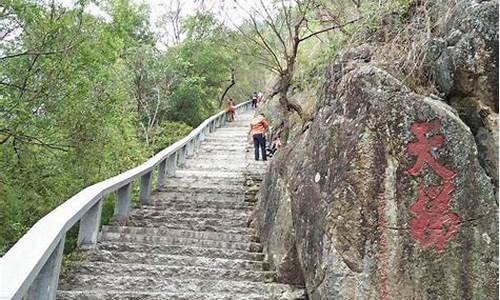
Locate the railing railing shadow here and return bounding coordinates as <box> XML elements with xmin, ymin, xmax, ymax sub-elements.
<box><xmin>0</xmin><ymin>101</ymin><xmax>252</xmax><ymax>300</ymax></box>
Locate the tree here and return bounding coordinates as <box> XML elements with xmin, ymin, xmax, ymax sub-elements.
<box><xmin>232</xmin><ymin>0</ymin><xmax>360</xmax><ymax>142</ymax></box>
<box><xmin>159</xmin><ymin>12</ymin><xmax>238</xmax><ymax>126</ymax></box>
<box><xmin>0</xmin><ymin>0</ymin><xmax>150</xmax><ymax>254</ymax></box>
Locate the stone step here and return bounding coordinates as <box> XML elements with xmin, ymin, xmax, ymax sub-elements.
<box><xmin>175</xmin><ymin>170</ymin><xmax>246</xmax><ymax>178</ymax></box>
<box><xmin>99</xmin><ymin>232</ymin><xmax>263</xmax><ymax>252</ymax></box>
<box><xmin>96</xmin><ymin>241</ymin><xmax>265</xmax><ymax>261</ymax></box>
<box><xmin>213</xmin><ymin>126</ymin><xmax>249</xmax><ymax>131</ymax></box>
<box><xmin>201</xmin><ymin>142</ymin><xmax>248</xmax><ymax>148</ymax></box>
<box><xmin>204</xmin><ymin>131</ymin><xmax>247</xmax><ymax>135</ymax></box>
<box><xmin>86</xmin><ymin>250</ymin><xmax>266</xmax><ymax>270</ymax></box>
<box><xmin>163</xmin><ymin>175</ymin><xmax>245</xmax><ymax>185</ymax></box>
<box><xmin>59</xmin><ymin>275</ymin><xmax>306</xmax><ymax>297</ymax></box>
<box><xmin>144</xmin><ymin>198</ymin><xmax>253</xmax><ymax>210</ymax></box>
<box><xmin>203</xmin><ymin>137</ymin><xmax>248</xmax><ymax>143</ymax></box>
<box><xmin>118</xmin><ymin>219</ymin><xmax>255</xmax><ymax>235</ymax></box>
<box><xmin>102</xmin><ymin>226</ymin><xmax>258</xmax><ymax>243</ymax></box>
<box><xmin>140</xmin><ymin>199</ymin><xmax>253</xmax><ymax>211</ymax></box>
<box><xmin>147</xmin><ymin>191</ymin><xmax>249</xmax><ymax>203</ymax></box>
<box><xmin>197</xmin><ymin>146</ymin><xmax>249</xmax><ymax>152</ymax></box>
<box><xmin>182</xmin><ymin>162</ymin><xmax>253</xmax><ymax>171</ymax></box>
<box><xmin>150</xmin><ymin>190</ymin><xmax>246</xmax><ymax>200</ymax></box>
<box><xmin>189</xmin><ymin>155</ymin><xmax>248</xmax><ymax>162</ymax></box>
<box><xmin>128</xmin><ymin>208</ymin><xmax>250</xmax><ymax>222</ymax></box>
<box><xmin>67</xmin><ymin>262</ymin><xmax>273</xmax><ymax>282</ymax></box>
<box><xmin>134</xmin><ymin>203</ymin><xmax>253</xmax><ymax>215</ymax></box>
<box><xmin>198</xmin><ymin>144</ymin><xmax>247</xmax><ymax>153</ymax></box>
<box><xmin>158</xmin><ymin>184</ymin><xmax>245</xmax><ymax>194</ymax></box>
<box><xmin>57</xmin><ymin>290</ymin><xmax>284</xmax><ymax>300</ymax></box>
<box><xmin>120</xmin><ymin>215</ymin><xmax>249</xmax><ymax>229</ymax></box>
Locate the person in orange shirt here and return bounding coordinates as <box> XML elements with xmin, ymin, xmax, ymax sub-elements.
<box><xmin>249</xmin><ymin>113</ymin><xmax>269</xmax><ymax>161</ymax></box>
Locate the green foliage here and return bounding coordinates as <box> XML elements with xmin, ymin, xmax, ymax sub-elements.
<box><xmin>162</xmin><ymin>13</ymin><xmax>238</xmax><ymax>126</ymax></box>
<box><xmin>0</xmin><ymin>0</ymin><xmax>150</xmax><ymax>254</ymax></box>
<box><xmin>153</xmin><ymin>121</ymin><xmax>193</xmax><ymax>153</ymax></box>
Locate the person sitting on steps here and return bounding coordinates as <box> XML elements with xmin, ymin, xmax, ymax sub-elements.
<box><xmin>249</xmin><ymin>113</ymin><xmax>269</xmax><ymax>161</ymax></box>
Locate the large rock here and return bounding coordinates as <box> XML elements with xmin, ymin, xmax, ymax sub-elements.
<box><xmin>256</xmin><ymin>64</ymin><xmax>498</xmax><ymax>300</ymax></box>
<box><xmin>423</xmin><ymin>0</ymin><xmax>499</xmax><ymax>191</ymax></box>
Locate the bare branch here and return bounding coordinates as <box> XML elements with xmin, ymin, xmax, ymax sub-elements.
<box><xmin>257</xmin><ymin>0</ymin><xmax>288</xmax><ymax>53</ymax></box>
<box><xmin>299</xmin><ymin>18</ymin><xmax>362</xmax><ymax>42</ymax></box>
<box><xmin>232</xmin><ymin>1</ymin><xmax>285</xmax><ymax>73</ymax></box>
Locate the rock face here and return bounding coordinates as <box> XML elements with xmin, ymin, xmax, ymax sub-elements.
<box><xmin>423</xmin><ymin>0</ymin><xmax>499</xmax><ymax>192</ymax></box>
<box><xmin>256</xmin><ymin>65</ymin><xmax>498</xmax><ymax>299</ymax></box>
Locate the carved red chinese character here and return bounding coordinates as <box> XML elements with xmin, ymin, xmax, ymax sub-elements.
<box><xmin>406</xmin><ymin>119</ymin><xmax>456</xmax><ymax>181</ymax></box>
<box><xmin>409</xmin><ymin>182</ymin><xmax>460</xmax><ymax>252</ymax></box>
<box><xmin>406</xmin><ymin>119</ymin><xmax>460</xmax><ymax>253</ymax></box>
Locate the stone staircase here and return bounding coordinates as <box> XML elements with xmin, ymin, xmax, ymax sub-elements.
<box><xmin>57</xmin><ymin>112</ymin><xmax>306</xmax><ymax>300</ymax></box>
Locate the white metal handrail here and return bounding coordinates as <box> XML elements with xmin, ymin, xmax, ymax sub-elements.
<box><xmin>0</xmin><ymin>100</ymin><xmax>252</xmax><ymax>300</ymax></box>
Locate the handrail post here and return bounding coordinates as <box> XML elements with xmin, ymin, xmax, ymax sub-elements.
<box><xmin>78</xmin><ymin>199</ymin><xmax>103</xmax><ymax>247</ymax></box>
<box><xmin>140</xmin><ymin>172</ymin><xmax>152</xmax><ymax>204</ymax></box>
<box><xmin>114</xmin><ymin>183</ymin><xmax>132</xmax><ymax>218</ymax></box>
<box><xmin>178</xmin><ymin>146</ymin><xmax>186</xmax><ymax>166</ymax></box>
<box><xmin>26</xmin><ymin>235</ymin><xmax>65</xmax><ymax>300</ymax></box>
<box><xmin>195</xmin><ymin>134</ymin><xmax>201</xmax><ymax>150</ymax></box>
<box><xmin>186</xmin><ymin>140</ymin><xmax>194</xmax><ymax>158</ymax></box>
<box><xmin>167</xmin><ymin>154</ymin><xmax>177</xmax><ymax>177</ymax></box>
<box><xmin>157</xmin><ymin>159</ymin><xmax>167</xmax><ymax>188</ymax></box>
<box><xmin>221</xmin><ymin>113</ymin><xmax>226</xmax><ymax>126</ymax></box>
<box><xmin>201</xmin><ymin>127</ymin><xmax>208</xmax><ymax>141</ymax></box>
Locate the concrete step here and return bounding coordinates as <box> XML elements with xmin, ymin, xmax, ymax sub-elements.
<box><xmin>87</xmin><ymin>250</ymin><xmax>267</xmax><ymax>271</ymax></box>
<box><xmin>158</xmin><ymin>184</ymin><xmax>245</xmax><ymax>194</ymax></box>
<box><xmin>163</xmin><ymin>175</ymin><xmax>245</xmax><ymax>185</ymax></box>
<box><xmin>198</xmin><ymin>147</ymin><xmax>247</xmax><ymax>154</ymax></box>
<box><xmin>150</xmin><ymin>190</ymin><xmax>246</xmax><ymax>201</ymax></box>
<box><xmin>175</xmin><ymin>169</ymin><xmax>245</xmax><ymax>178</ymax></box>
<box><xmin>67</xmin><ymin>262</ymin><xmax>273</xmax><ymax>282</ymax></box>
<box><xmin>102</xmin><ymin>226</ymin><xmax>258</xmax><ymax>243</ymax></box>
<box><xmin>96</xmin><ymin>241</ymin><xmax>265</xmax><ymax>261</ymax></box>
<box><xmin>139</xmin><ymin>202</ymin><xmax>253</xmax><ymax>213</ymax></box>
<box><xmin>127</xmin><ymin>209</ymin><xmax>250</xmax><ymax>222</ymax></box>
<box><xmin>123</xmin><ymin>213</ymin><xmax>249</xmax><ymax>228</ymax></box>
<box><xmin>203</xmin><ymin>137</ymin><xmax>248</xmax><ymax>143</ymax></box>
<box><xmin>57</xmin><ymin>290</ymin><xmax>285</xmax><ymax>300</ymax></box>
<box><xmin>99</xmin><ymin>232</ymin><xmax>263</xmax><ymax>252</ymax></box>
<box><xmin>132</xmin><ymin>204</ymin><xmax>253</xmax><ymax>216</ymax></box>
<box><xmin>59</xmin><ymin>275</ymin><xmax>306</xmax><ymax>297</ymax></box>
<box><xmin>198</xmin><ymin>146</ymin><xmax>247</xmax><ymax>152</ymax></box>
<box><xmin>144</xmin><ymin>198</ymin><xmax>253</xmax><ymax>211</ymax></box>
<box><xmin>182</xmin><ymin>162</ymin><xmax>253</xmax><ymax>171</ymax></box>
<box><xmin>189</xmin><ymin>156</ymin><xmax>248</xmax><ymax>163</ymax></box>
<box><xmin>117</xmin><ymin>220</ymin><xmax>255</xmax><ymax>235</ymax></box>
<box><xmin>212</xmin><ymin>127</ymin><xmax>249</xmax><ymax>131</ymax></box>
<box><xmin>201</xmin><ymin>141</ymin><xmax>249</xmax><ymax>148</ymax></box>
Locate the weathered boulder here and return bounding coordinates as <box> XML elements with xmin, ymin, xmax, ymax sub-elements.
<box><xmin>256</xmin><ymin>171</ymin><xmax>305</xmax><ymax>285</ymax></box>
<box><xmin>422</xmin><ymin>0</ymin><xmax>499</xmax><ymax>191</ymax></box>
<box><xmin>256</xmin><ymin>64</ymin><xmax>498</xmax><ymax>300</ymax></box>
